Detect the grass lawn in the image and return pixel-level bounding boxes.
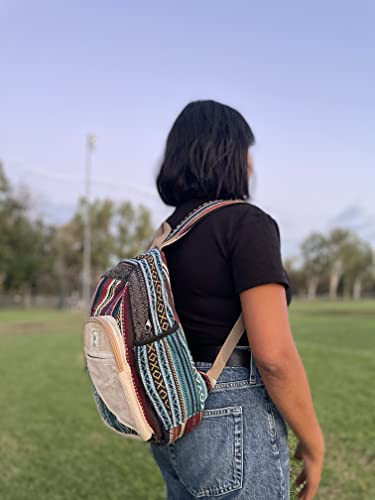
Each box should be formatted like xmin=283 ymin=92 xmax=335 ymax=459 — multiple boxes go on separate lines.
xmin=0 ymin=301 xmax=374 ymax=499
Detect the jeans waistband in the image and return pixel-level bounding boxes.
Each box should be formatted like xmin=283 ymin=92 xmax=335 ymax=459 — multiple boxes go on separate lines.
xmin=191 ymin=344 xmax=251 ymax=368
xmin=193 ymin=349 xmax=264 ymax=387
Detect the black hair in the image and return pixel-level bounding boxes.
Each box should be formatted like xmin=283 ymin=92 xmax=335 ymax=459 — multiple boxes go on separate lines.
xmin=156 ymin=99 xmax=255 ymax=206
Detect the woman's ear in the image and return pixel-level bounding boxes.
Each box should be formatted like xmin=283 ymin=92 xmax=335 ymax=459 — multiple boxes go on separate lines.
xmin=247 ymin=150 xmax=254 ymax=178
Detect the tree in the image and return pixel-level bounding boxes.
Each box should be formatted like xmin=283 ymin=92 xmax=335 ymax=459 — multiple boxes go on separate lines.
xmin=341 ymin=237 xmax=374 ymax=299
xmin=52 ymin=197 xmax=155 ymax=302
xmin=300 ymin=233 xmax=329 ymax=299
xmin=116 ymin=201 xmax=154 ymax=259
xmin=326 ymin=229 xmax=353 ymax=299
xmin=0 ymin=163 xmax=55 ymax=304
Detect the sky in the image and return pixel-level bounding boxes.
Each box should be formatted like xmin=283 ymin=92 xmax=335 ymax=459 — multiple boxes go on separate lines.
xmin=1 ymin=0 xmax=374 ymax=261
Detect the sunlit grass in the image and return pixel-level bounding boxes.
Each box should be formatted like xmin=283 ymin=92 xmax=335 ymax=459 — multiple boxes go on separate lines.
xmin=0 ymin=300 xmax=374 ymax=499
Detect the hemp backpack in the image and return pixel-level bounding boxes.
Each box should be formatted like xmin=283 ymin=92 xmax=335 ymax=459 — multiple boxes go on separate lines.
xmin=83 ymin=199 xmax=246 ymax=445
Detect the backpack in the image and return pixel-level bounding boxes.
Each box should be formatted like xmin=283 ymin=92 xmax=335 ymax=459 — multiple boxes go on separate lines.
xmin=83 ymin=199 xmax=247 ymax=445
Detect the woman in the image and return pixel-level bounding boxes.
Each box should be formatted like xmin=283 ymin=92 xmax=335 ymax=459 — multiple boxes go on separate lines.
xmin=150 ymin=100 xmax=324 ymax=500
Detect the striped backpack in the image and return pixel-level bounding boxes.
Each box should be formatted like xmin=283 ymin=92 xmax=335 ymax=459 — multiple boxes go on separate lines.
xmin=83 ymin=199 xmax=246 ymax=445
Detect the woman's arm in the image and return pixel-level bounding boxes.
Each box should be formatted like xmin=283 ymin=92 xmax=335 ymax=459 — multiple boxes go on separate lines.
xmin=240 ymin=283 xmax=325 ymax=500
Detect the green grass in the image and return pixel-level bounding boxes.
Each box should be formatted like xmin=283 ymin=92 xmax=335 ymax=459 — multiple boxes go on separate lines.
xmin=0 ymin=301 xmax=374 ymax=499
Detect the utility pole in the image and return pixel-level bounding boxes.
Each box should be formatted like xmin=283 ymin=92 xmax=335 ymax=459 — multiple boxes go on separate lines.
xmin=82 ymin=133 xmax=96 ymax=311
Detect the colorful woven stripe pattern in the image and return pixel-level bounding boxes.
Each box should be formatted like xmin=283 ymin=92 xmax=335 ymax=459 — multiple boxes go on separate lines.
xmin=88 ymin=199 xmax=246 ymax=444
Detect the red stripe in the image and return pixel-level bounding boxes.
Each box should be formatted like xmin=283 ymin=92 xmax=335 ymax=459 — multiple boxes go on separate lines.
xmin=92 ymin=278 xmax=112 ymax=315
xmin=183 ymin=412 xmax=203 ymax=436
xmin=104 ymin=281 xmax=125 ymax=313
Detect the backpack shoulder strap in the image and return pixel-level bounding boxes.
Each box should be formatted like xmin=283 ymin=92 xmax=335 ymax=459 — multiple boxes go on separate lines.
xmin=160 ymin=198 xmax=247 ymax=250
xmin=205 ymin=313 xmax=246 ymax=388
xmin=146 ymin=220 xmax=173 ymax=251
xmin=146 ymin=199 xmax=247 ymax=251
xmin=147 ymin=198 xmax=248 ymax=388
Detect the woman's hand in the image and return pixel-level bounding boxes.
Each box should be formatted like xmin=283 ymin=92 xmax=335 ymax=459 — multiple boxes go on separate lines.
xmin=294 ymin=439 xmax=325 ymax=499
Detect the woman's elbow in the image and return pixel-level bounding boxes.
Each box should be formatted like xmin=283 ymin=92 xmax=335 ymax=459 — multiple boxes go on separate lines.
xmin=254 ymin=348 xmax=299 ymax=379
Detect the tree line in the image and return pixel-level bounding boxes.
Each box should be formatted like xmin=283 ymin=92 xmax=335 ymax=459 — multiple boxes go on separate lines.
xmin=285 ymin=228 xmax=374 ymax=300
xmin=0 ymin=163 xmax=155 ymax=307
xmin=0 ymin=162 xmax=374 ymax=307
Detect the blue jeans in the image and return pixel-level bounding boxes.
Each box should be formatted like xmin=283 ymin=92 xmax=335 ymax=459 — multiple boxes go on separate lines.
xmin=150 ymin=355 xmax=290 ymax=499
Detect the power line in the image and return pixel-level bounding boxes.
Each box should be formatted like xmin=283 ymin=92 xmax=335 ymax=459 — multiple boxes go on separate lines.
xmin=9 ymin=162 xmax=160 ymax=199
xmin=8 ymin=160 xmax=171 ymax=220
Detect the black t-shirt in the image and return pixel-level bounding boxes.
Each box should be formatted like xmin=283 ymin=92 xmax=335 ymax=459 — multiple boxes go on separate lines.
xmin=163 ymin=197 xmax=292 ymax=350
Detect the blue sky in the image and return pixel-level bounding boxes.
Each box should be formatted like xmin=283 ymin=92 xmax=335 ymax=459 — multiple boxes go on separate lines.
xmin=1 ymin=0 xmax=374 ymax=260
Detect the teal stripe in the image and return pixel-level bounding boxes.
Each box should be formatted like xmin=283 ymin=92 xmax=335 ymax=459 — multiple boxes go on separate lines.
xmin=175 ymin=328 xmax=207 ymax=410
xmin=168 ymin=332 xmax=199 ymax=416
xmin=137 ymin=259 xmax=160 ymax=332
xmin=154 ymin=339 xmax=183 ymax=425
xmin=137 ymin=345 xmax=172 ymax=428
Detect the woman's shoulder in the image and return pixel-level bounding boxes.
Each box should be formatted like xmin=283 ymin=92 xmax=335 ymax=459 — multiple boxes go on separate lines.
xmin=211 ymin=202 xmax=285 ymax=262
xmin=225 ymin=201 xmax=273 ymax=217
xmin=224 ymin=202 xmax=291 ymax=301
xmin=167 ymin=198 xmax=281 ymax=241
xmin=217 ymin=201 xmax=280 ymax=233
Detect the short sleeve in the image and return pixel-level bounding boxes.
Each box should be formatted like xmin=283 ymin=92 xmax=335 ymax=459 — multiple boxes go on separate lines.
xmin=230 ymin=211 xmax=291 ymax=297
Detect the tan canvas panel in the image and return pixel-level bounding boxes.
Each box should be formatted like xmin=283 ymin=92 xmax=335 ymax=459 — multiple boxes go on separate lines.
xmin=84 ymin=317 xmax=153 ymax=441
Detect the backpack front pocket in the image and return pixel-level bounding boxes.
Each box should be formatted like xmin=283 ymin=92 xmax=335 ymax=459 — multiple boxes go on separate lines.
xmin=86 ymin=353 xmax=138 ymax=429
xmin=84 ymin=316 xmax=153 ymax=441
xmin=168 ymin=405 xmax=243 ymax=497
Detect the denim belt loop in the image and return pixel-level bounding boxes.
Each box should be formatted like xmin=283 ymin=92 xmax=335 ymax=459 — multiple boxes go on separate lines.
xmin=249 ymin=350 xmax=256 ymax=384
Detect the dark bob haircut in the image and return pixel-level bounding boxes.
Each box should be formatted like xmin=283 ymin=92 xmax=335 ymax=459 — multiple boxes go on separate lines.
xmin=156 ymin=99 xmax=255 ymax=206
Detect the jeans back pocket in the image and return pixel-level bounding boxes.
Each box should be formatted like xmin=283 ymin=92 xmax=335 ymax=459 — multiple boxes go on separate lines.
xmin=169 ymin=405 xmax=243 ymax=497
